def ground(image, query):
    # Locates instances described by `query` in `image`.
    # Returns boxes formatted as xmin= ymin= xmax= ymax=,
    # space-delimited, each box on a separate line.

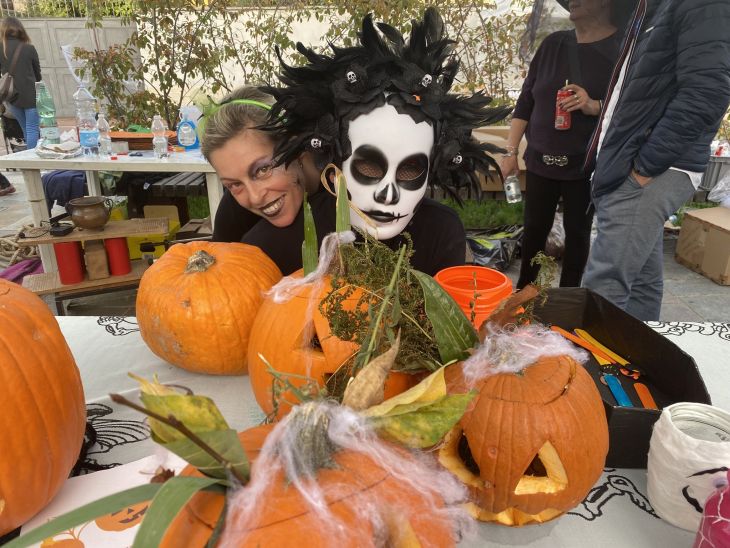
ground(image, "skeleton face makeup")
xmin=342 ymin=104 xmax=434 ymax=240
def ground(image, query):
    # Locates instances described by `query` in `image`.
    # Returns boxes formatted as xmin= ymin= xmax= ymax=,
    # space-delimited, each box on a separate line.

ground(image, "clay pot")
xmin=66 ymin=196 xmax=113 ymax=230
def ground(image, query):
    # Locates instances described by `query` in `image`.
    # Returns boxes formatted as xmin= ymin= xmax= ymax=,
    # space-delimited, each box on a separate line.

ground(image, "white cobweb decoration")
xmin=219 ymin=401 xmax=474 ymax=547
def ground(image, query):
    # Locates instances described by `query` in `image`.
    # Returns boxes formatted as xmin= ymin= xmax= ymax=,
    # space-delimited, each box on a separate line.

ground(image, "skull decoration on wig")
xmin=263 ymin=8 xmax=512 ymax=240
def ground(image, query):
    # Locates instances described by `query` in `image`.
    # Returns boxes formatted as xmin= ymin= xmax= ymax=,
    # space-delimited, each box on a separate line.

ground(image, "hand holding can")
xmin=555 ymin=85 xmax=574 ymax=130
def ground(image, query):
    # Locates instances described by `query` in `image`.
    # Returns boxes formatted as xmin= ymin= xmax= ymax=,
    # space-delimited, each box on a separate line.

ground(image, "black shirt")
xmin=513 ymin=30 xmax=620 ymax=180
xmin=211 ymin=189 xmax=260 ymax=243
xmin=0 ymin=38 xmax=42 ymax=109
xmin=243 ymin=191 xmax=466 ymax=276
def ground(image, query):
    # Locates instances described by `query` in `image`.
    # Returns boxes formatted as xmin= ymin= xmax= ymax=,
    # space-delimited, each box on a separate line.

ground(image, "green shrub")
xmin=441 ymin=198 xmax=524 ymax=230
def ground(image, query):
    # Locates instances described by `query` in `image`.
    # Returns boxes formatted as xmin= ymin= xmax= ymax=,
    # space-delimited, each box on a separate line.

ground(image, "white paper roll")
xmin=647 ymin=402 xmax=730 ymax=531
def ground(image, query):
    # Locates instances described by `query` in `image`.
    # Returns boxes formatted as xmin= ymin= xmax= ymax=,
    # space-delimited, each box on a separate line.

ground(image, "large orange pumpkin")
xmin=162 ymin=424 xmax=456 ymax=547
xmin=247 ymin=273 xmax=416 ymax=419
xmin=439 ymin=355 xmax=608 ymax=526
xmin=0 ymin=279 xmax=86 ymax=535
xmin=136 ymin=242 xmax=282 ymax=375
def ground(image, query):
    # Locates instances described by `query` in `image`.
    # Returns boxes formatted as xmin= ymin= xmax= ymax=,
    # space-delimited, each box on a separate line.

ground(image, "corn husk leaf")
xmin=132 ymin=477 xmax=223 ymax=548
xmin=162 ymin=429 xmax=249 ymax=481
xmin=342 ymin=333 xmax=400 ymax=411
xmin=412 ymin=270 xmax=478 ymax=363
xmin=302 ymin=194 xmax=318 ymax=276
xmin=335 ymin=168 xmax=351 ymax=233
xmin=368 ymin=393 xmax=476 ymax=448
xmin=4 ymin=484 xmax=163 ymax=548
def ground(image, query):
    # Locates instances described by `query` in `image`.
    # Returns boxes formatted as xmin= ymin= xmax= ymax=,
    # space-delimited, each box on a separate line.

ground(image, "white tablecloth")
xmin=59 ymin=316 xmax=730 ymax=548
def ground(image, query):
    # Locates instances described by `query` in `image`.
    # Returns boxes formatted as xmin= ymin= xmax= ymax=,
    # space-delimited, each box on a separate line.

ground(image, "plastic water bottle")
xmin=35 ymin=81 xmax=60 ymax=146
xmin=504 ymin=174 xmax=523 ymax=204
xmin=176 ymin=112 xmax=198 ymax=150
xmin=151 ymin=114 xmax=168 ymax=159
xmin=73 ymin=85 xmax=98 ymax=156
xmin=97 ymin=113 xmax=112 ymax=158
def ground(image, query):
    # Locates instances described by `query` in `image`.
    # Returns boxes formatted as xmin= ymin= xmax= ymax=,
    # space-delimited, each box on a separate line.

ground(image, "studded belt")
xmin=542 ymin=154 xmax=569 ymax=167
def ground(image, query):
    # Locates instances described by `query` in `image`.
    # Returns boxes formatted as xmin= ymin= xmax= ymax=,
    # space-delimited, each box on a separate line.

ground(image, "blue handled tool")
xmin=602 ymin=374 xmax=633 ymax=407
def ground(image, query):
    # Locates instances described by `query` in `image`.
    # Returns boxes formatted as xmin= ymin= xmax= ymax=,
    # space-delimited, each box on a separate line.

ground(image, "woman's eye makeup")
xmin=250 ymin=158 xmax=275 ymax=180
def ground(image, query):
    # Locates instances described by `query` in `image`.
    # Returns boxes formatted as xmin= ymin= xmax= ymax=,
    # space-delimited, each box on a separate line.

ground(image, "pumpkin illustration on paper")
xmin=439 ymin=331 xmax=608 ymax=526
xmin=95 ymin=502 xmax=149 ymax=531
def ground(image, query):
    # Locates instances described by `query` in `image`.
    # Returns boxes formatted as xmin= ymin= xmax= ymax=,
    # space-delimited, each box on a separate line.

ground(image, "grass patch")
xmin=440 ymin=198 xmax=524 ymax=230
xmin=187 ymin=196 xmax=211 ymax=219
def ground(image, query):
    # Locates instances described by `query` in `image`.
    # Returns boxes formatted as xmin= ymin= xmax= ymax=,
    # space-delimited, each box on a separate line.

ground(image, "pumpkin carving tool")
xmin=549 ymin=326 xmax=616 ymax=364
xmin=574 ymin=329 xmax=629 ymax=366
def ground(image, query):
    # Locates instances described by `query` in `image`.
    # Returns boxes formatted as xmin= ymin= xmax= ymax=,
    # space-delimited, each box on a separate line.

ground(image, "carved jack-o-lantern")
xmin=247 ymin=273 xmax=416 ymax=419
xmin=439 ymin=355 xmax=608 ymax=526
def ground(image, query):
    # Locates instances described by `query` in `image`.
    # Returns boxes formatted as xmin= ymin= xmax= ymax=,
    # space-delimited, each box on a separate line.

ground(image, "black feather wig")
xmin=261 ymin=7 xmax=512 ymax=195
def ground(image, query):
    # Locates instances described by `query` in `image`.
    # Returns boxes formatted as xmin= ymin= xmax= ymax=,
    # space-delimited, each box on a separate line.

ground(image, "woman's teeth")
xmin=261 ymin=196 xmax=284 ymax=217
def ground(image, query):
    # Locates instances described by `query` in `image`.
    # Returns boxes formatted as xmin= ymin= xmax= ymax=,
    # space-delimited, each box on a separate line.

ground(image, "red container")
xmin=104 ymin=237 xmax=132 ymax=276
xmin=555 ymin=89 xmax=573 ymax=130
xmin=53 ymin=242 xmax=85 ymax=285
xmin=434 ymin=266 xmax=513 ymax=329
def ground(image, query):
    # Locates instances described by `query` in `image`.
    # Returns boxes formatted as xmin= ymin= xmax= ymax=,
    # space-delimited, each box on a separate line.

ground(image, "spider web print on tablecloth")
xmin=648 ymin=321 xmax=730 ymax=341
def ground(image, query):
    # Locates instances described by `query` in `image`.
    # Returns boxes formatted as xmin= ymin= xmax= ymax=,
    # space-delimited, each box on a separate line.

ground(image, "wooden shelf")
xmin=17 ymin=218 xmax=169 ymax=246
xmin=22 ymin=260 xmax=148 ymax=296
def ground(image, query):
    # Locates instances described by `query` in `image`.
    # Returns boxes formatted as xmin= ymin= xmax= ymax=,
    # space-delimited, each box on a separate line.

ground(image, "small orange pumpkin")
xmin=247 ymin=273 xmax=416 ymax=419
xmin=0 ymin=279 xmax=86 ymax=535
xmin=162 ymin=424 xmax=456 ymax=547
xmin=136 ymin=242 xmax=282 ymax=375
xmin=439 ymin=355 xmax=608 ymax=526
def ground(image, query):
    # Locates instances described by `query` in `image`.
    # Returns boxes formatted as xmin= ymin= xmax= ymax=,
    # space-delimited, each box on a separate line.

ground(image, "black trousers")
xmin=517 ymin=171 xmax=594 ymax=289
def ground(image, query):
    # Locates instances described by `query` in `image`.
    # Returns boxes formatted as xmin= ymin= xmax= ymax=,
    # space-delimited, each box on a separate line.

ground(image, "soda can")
xmin=555 ymin=89 xmax=573 ymax=130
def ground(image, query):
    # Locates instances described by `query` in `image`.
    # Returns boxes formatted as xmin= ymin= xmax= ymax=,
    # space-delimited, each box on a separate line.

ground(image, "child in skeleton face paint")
xmin=241 ymin=8 xmax=511 ymax=276
xmin=201 ymin=86 xmax=321 ymax=243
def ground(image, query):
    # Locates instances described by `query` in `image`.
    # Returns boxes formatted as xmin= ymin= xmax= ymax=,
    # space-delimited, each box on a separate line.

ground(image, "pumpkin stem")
xmin=185 ymin=250 xmax=216 ymax=273
xmin=279 ymin=402 xmax=338 ymax=480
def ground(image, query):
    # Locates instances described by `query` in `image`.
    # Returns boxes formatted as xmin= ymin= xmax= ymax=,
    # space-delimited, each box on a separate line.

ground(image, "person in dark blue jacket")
xmin=582 ymin=0 xmax=730 ymax=321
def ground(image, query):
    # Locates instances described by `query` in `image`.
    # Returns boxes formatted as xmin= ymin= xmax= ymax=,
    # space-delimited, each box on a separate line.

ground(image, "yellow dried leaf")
xmin=364 ymin=365 xmax=447 ymax=418
xmin=128 ymin=372 xmax=177 ymax=396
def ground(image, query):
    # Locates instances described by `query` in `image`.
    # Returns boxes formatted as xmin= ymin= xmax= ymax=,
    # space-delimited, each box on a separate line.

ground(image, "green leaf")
xmin=412 ymin=270 xmax=478 ymax=363
xmin=335 ymin=169 xmax=351 ymax=233
xmin=132 ymin=477 xmax=222 ymax=548
xmin=162 ymin=428 xmax=249 ymax=481
xmin=5 ymin=484 xmax=161 ymax=548
xmin=369 ymin=392 xmax=476 ymax=448
xmin=302 ymin=194 xmax=318 ymax=275
xmin=140 ymin=393 xmax=229 ymax=443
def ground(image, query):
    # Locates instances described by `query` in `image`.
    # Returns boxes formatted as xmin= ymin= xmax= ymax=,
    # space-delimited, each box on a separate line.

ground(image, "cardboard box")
xmin=675 ymin=206 xmax=730 ymax=285
xmin=83 ymin=239 xmax=110 ymax=280
xmin=534 ymin=288 xmax=711 ymax=468
xmin=127 ymin=205 xmax=181 ymax=260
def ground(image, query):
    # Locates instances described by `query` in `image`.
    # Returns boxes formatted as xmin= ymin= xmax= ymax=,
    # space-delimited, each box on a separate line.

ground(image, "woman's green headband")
xmin=198 ymin=98 xmax=273 ymax=140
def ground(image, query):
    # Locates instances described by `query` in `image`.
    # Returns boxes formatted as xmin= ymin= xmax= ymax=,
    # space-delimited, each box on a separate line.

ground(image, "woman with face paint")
xmin=240 ymin=8 xmax=511 ymax=277
xmin=201 ymin=86 xmax=321 ymax=243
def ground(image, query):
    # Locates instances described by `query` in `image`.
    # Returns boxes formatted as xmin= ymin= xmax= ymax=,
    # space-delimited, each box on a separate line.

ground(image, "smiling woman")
xmin=200 ymin=86 xmax=321 ymax=242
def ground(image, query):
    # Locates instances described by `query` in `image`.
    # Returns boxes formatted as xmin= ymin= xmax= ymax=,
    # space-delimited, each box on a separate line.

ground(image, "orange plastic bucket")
xmin=434 ymin=266 xmax=513 ymax=328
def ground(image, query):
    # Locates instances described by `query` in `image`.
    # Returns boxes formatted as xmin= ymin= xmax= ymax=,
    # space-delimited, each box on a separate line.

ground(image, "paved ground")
xmin=1 ymin=167 xmax=727 ymax=321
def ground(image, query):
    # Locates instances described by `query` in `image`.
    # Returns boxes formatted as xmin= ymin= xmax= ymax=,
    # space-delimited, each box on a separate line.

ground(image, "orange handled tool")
xmin=550 ymin=326 xmax=617 ymax=364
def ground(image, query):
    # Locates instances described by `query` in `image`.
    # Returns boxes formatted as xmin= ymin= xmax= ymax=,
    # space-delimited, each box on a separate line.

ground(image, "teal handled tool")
xmin=602 ymin=374 xmax=634 ymax=407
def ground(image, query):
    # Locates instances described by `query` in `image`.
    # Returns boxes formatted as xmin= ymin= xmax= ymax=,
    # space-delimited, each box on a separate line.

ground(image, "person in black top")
xmin=248 ymin=8 xmax=510 ymax=277
xmin=0 ymin=17 xmax=41 ymax=152
xmin=499 ymin=0 xmax=629 ymax=289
